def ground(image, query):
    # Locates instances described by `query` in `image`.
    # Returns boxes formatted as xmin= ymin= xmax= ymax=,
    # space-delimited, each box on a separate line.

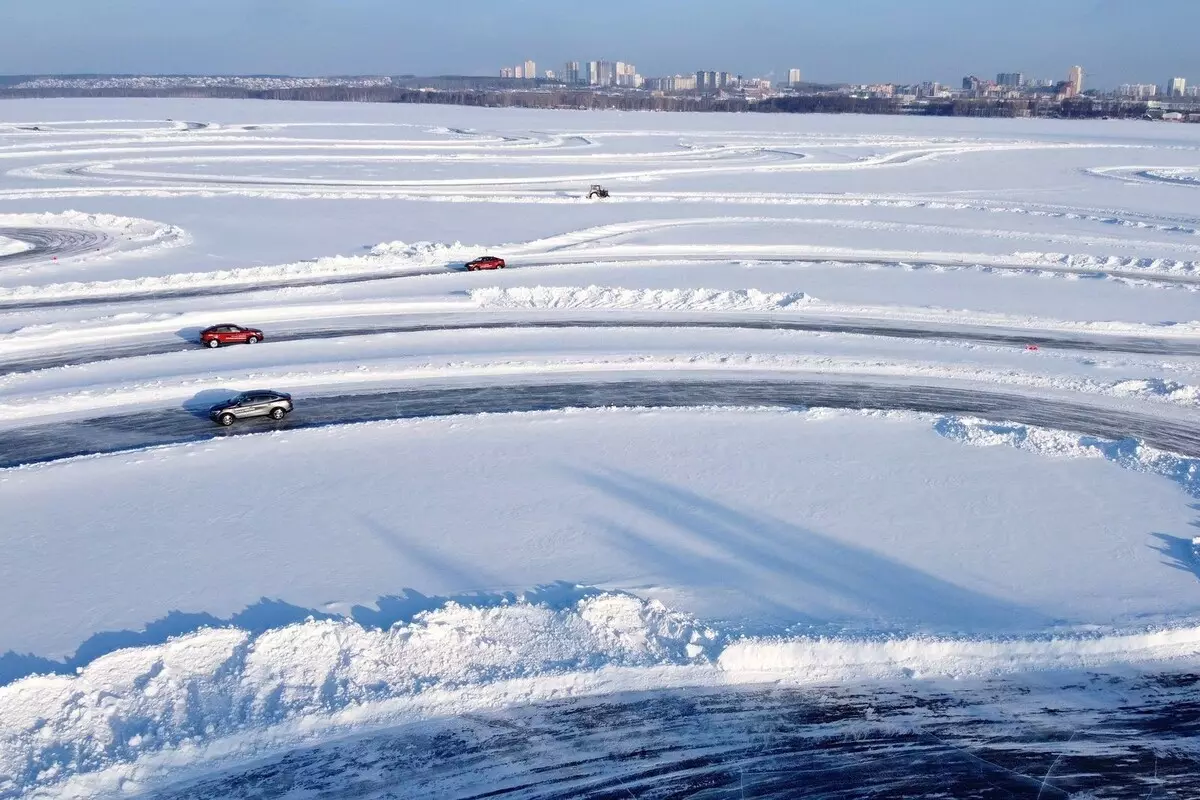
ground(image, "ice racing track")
xmin=0 ymin=225 xmax=108 ymax=266
xmin=147 ymin=680 xmax=1200 ymax=800
xmin=6 ymin=316 xmax=1200 ymax=376
xmin=8 ymin=107 xmax=1200 ymax=799
xmin=5 ymin=376 xmax=1200 ymax=469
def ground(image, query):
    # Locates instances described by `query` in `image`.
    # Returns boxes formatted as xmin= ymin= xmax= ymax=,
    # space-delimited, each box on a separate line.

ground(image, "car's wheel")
xmin=247 ymin=336 xmax=259 ymax=344
xmin=269 ymin=407 xmax=286 ymax=420
xmin=218 ymin=412 xmax=235 ymax=426
xmin=206 ymin=339 xmax=220 ymax=348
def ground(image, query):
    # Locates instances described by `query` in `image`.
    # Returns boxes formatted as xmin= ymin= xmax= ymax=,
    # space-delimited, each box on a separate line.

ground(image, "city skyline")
xmin=496 ymin=57 xmax=1192 ymax=99
xmin=1 ymin=0 xmax=1197 ymax=87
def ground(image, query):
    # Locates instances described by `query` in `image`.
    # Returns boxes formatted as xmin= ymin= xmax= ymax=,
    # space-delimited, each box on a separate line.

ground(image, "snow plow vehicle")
xmin=587 ymin=184 xmax=610 ymax=199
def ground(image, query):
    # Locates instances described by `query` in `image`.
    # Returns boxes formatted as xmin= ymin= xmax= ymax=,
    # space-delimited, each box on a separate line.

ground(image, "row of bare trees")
xmin=0 ymin=86 xmax=1152 ymax=119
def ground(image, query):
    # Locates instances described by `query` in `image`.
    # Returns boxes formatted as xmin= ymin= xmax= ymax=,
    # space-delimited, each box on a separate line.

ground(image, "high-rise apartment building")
xmin=997 ymin=72 xmax=1024 ymax=87
xmin=523 ymin=61 xmax=537 ymax=80
xmin=563 ymin=62 xmax=581 ymax=85
xmin=1168 ymin=77 xmax=1187 ymax=96
xmin=1067 ymin=65 xmax=1084 ymax=95
xmin=1119 ymin=83 xmax=1159 ymax=99
xmin=788 ymin=68 xmax=802 ymax=86
xmin=614 ymin=62 xmax=639 ymax=87
xmin=694 ymin=71 xmax=733 ymax=93
xmin=587 ymin=61 xmax=618 ymax=86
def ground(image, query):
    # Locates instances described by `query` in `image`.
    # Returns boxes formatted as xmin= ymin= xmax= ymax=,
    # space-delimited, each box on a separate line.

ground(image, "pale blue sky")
xmin=0 ymin=0 xmax=1194 ymax=87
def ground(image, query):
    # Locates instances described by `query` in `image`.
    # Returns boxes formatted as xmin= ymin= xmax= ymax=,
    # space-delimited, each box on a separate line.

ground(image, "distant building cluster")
xmin=492 ymin=57 xmax=1200 ymax=112
xmin=499 ymin=60 xmax=539 ymax=80
xmin=952 ymin=66 xmax=1197 ymax=103
xmin=499 ymin=58 xmax=787 ymax=100
xmin=1116 ymin=80 xmax=1196 ymax=99
xmin=503 ymin=59 xmax=641 ymax=86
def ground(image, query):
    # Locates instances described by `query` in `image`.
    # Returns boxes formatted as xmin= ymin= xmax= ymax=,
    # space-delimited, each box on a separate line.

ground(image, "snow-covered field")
xmin=2 ymin=99 xmax=1200 ymax=798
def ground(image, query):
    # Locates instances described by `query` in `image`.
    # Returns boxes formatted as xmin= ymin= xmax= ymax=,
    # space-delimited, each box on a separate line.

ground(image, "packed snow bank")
xmin=4 ymin=590 xmax=1199 ymax=799
xmin=0 ymin=594 xmax=714 ymax=799
xmin=471 ymin=285 xmax=815 ymax=312
xmin=1014 ymin=251 xmax=1200 ymax=278
xmin=935 ymin=414 xmax=1200 ymax=497
xmin=469 ymin=285 xmax=1200 ymax=338
xmin=0 ymin=237 xmax=30 ymax=258
xmin=0 ymin=239 xmax=475 ymax=302
xmin=0 ymin=210 xmax=188 ymax=260
xmin=719 ymin=625 xmax=1200 ymax=681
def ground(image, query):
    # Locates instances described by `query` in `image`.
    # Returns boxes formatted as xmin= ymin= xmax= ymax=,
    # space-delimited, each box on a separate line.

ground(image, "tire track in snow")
xmin=0 ymin=226 xmax=110 ymax=267
xmin=4 ymin=377 xmax=1200 ymax=468
xmin=4 ymin=249 xmax=1200 ymax=311
xmin=3 ymin=315 xmax=1199 ymax=376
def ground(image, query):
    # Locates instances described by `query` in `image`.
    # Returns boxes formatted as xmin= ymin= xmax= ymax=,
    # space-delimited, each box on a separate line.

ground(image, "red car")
xmin=466 ymin=256 xmax=506 ymax=271
xmin=200 ymin=324 xmax=264 ymax=348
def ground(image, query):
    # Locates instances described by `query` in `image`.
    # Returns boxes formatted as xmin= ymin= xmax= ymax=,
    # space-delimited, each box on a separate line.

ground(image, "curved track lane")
xmin=2 ymin=251 xmax=1198 ymax=311
xmin=0 ymin=226 xmax=109 ymax=266
xmin=3 ymin=377 xmax=1199 ymax=469
xmin=3 ymin=315 xmax=1199 ymax=376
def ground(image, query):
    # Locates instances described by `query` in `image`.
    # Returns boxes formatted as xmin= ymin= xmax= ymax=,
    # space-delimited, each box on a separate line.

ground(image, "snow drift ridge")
xmin=471 ymin=285 xmax=814 ymax=312
xmin=4 ymin=590 xmax=1200 ymax=798
xmin=0 ymin=595 xmax=711 ymax=799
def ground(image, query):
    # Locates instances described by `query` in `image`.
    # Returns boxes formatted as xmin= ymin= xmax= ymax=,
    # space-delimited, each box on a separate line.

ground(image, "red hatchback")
xmin=200 ymin=324 xmax=264 ymax=348
xmin=466 ymin=256 xmax=506 ymax=271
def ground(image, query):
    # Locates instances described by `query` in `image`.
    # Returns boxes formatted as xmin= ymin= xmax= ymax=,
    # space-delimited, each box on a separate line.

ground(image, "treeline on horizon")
xmin=0 ymin=86 xmax=1154 ymax=119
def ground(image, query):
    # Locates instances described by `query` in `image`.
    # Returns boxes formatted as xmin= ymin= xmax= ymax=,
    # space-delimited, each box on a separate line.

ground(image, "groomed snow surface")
xmin=2 ymin=100 xmax=1200 ymax=797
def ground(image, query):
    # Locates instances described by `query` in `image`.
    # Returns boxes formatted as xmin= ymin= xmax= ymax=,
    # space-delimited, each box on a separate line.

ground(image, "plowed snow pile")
xmin=0 ymin=210 xmax=188 ymax=252
xmin=0 ymin=595 xmax=715 ymax=798
xmin=0 ymin=237 xmax=30 ymax=258
xmin=4 ymin=592 xmax=1199 ymax=799
xmin=471 ymin=285 xmax=814 ymax=311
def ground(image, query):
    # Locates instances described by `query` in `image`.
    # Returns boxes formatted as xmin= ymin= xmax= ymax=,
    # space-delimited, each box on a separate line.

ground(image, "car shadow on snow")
xmin=0 ymin=580 xmax=612 ymax=687
xmin=181 ymin=388 xmax=242 ymax=419
xmin=175 ymin=326 xmax=204 ymax=344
